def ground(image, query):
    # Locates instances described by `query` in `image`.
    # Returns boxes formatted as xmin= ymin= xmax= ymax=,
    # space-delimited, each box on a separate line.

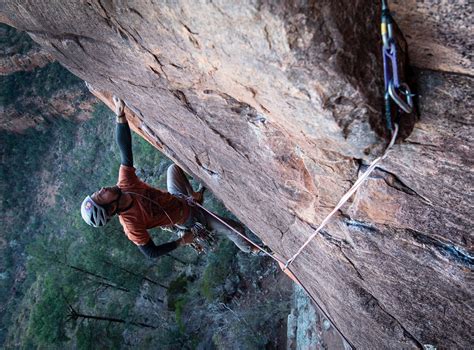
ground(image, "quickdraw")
xmin=381 ymin=0 xmax=414 ymax=131
xmin=177 ymin=222 xmax=218 ymax=254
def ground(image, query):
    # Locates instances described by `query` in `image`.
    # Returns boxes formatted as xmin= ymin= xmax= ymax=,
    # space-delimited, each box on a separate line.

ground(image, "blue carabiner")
xmin=381 ymin=0 xmax=414 ymax=130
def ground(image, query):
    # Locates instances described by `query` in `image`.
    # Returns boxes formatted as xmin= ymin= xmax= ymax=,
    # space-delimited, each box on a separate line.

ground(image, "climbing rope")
xmin=191 ymin=124 xmax=398 ymax=270
xmin=193 ymin=202 xmax=286 ymax=264
xmin=285 ymin=124 xmax=399 ymax=268
xmin=192 ymin=203 xmax=357 ymax=347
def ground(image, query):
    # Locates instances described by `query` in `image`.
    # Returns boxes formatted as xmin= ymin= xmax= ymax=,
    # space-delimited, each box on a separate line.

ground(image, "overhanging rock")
xmin=1 ymin=1 xmax=472 ymax=348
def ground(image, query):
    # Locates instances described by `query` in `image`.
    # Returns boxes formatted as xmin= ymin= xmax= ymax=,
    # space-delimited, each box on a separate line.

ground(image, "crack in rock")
xmin=359 ymin=161 xmax=433 ymax=206
xmin=407 ymin=228 xmax=473 ymax=268
xmin=194 ymin=153 xmax=220 ymax=179
xmin=354 ymin=286 xmax=424 ymax=349
xmin=339 ymin=247 xmax=365 ymax=281
xmin=172 ymin=90 xmax=197 ymax=114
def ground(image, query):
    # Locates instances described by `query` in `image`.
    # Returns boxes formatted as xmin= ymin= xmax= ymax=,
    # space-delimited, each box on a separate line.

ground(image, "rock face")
xmin=0 ymin=1 xmax=471 ymax=348
xmin=390 ymin=0 xmax=473 ymax=75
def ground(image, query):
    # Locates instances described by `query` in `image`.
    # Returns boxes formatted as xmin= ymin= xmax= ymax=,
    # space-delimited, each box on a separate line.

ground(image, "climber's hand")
xmin=85 ymin=81 xmax=96 ymax=93
xmin=113 ymin=95 xmax=125 ymax=117
xmin=179 ymin=230 xmax=194 ymax=246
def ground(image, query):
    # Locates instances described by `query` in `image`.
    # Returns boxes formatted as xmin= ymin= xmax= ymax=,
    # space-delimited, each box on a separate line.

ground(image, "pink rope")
xmin=193 ymin=202 xmax=286 ymax=265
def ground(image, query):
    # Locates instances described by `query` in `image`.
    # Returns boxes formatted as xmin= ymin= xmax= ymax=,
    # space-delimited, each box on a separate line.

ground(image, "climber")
xmin=80 ymin=95 xmax=258 ymax=259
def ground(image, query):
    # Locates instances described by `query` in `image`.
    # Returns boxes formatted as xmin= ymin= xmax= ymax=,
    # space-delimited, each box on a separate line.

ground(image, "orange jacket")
xmin=117 ymin=165 xmax=190 ymax=245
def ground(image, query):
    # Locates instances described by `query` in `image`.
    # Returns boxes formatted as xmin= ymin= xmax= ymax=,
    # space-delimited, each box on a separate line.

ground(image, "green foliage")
xmin=76 ymin=321 xmax=122 ymax=350
xmin=26 ymin=274 xmax=72 ymax=346
xmin=200 ymin=240 xmax=238 ymax=301
xmin=167 ymin=275 xmax=191 ymax=333
xmin=167 ymin=274 xmax=188 ymax=311
xmin=1 ymin=101 xmax=121 ymax=347
xmin=0 ymin=23 xmax=34 ymax=55
xmin=0 ymin=126 xmax=54 ymax=215
xmin=0 ymin=62 xmax=82 ymax=106
xmin=133 ymin=134 xmax=172 ymax=186
xmin=174 ymin=297 xmax=187 ymax=333
xmin=154 ymin=255 xmax=175 ymax=280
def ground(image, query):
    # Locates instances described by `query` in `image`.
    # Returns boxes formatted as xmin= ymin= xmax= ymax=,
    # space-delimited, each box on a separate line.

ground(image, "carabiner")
xmin=388 ymin=81 xmax=414 ymax=114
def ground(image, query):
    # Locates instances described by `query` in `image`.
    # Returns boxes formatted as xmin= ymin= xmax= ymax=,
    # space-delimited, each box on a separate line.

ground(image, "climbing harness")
xmin=127 ymin=182 xmax=357 ymax=344
xmin=193 ymin=202 xmax=283 ymax=262
xmin=127 ymin=177 xmax=362 ymax=347
xmin=381 ymin=0 xmax=414 ymax=130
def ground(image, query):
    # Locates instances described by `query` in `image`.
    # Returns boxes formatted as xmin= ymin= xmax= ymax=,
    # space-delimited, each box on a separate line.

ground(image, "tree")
xmin=26 ymin=274 xmax=72 ymax=346
xmin=67 ymin=304 xmax=157 ymax=329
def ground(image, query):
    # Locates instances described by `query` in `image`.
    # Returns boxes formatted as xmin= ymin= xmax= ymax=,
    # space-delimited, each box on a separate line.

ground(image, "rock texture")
xmin=0 ymin=1 xmax=472 ymax=348
xmin=390 ymin=0 xmax=473 ymax=75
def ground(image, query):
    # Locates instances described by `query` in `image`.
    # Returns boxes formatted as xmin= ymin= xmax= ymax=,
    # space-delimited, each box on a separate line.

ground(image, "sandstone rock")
xmin=0 ymin=24 xmax=93 ymax=132
xmin=390 ymin=0 xmax=473 ymax=75
xmin=0 ymin=1 xmax=471 ymax=348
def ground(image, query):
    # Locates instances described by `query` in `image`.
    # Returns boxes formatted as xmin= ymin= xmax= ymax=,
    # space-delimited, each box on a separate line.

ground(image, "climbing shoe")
xmin=192 ymin=186 xmax=206 ymax=205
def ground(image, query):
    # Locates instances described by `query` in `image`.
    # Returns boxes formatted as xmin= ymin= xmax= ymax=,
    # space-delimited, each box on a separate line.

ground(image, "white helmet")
xmin=81 ymin=196 xmax=111 ymax=227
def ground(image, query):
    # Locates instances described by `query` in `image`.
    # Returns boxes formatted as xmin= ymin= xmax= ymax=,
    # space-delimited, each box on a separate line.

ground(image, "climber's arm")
xmin=114 ymin=96 xmax=133 ymax=167
xmin=138 ymin=231 xmax=194 ymax=259
xmin=138 ymin=239 xmax=181 ymax=259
